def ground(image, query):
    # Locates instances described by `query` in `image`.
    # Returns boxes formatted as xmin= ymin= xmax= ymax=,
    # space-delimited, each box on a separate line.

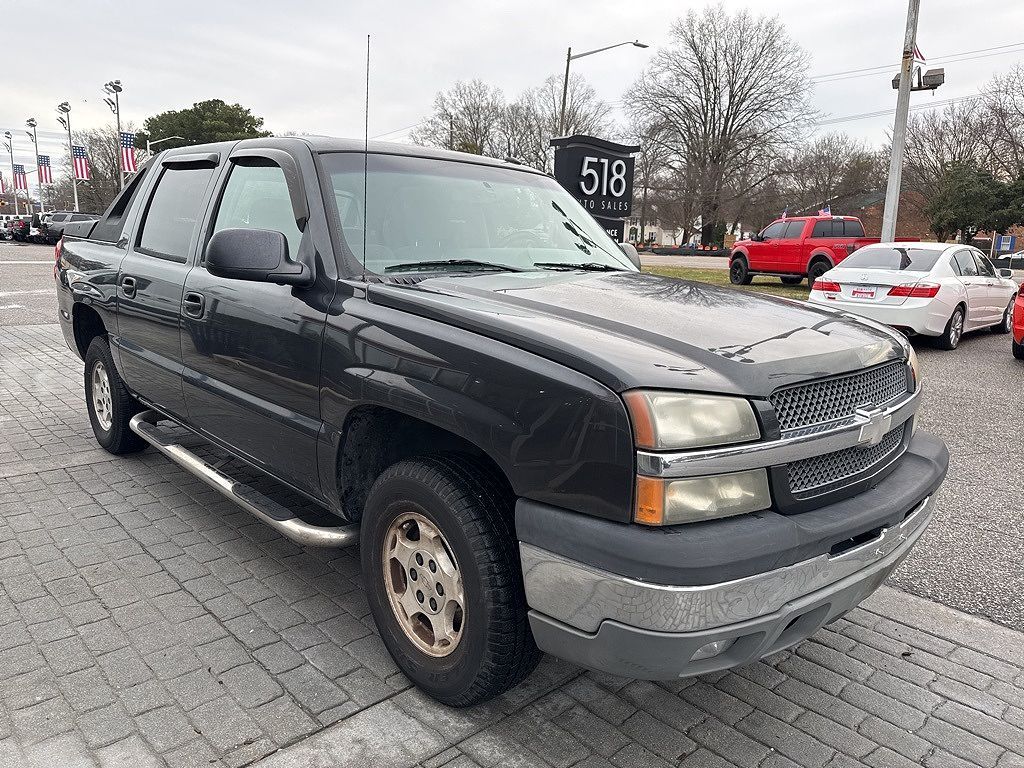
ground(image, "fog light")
xmin=690 ymin=638 xmax=736 ymax=662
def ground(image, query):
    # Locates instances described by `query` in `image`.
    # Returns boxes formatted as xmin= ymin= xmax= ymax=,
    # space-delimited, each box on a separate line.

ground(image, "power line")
xmin=814 ymin=94 xmax=980 ymax=126
xmin=811 ymin=41 xmax=1024 ymax=82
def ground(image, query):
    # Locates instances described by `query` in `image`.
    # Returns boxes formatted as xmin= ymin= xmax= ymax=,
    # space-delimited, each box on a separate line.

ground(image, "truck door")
xmin=754 ymin=220 xmax=787 ymax=271
xmin=776 ymin=220 xmax=807 ymax=272
xmin=179 ymin=145 xmax=335 ymax=496
xmin=115 ymin=154 xmax=221 ymax=420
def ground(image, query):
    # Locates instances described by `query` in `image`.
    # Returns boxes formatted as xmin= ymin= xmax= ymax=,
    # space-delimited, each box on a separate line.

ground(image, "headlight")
xmin=623 ymin=391 xmax=761 ymax=450
xmin=635 ymin=470 xmax=771 ymax=525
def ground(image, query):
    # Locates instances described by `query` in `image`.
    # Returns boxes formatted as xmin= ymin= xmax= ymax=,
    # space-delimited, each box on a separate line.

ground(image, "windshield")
xmin=840 ymin=246 xmax=942 ymax=272
xmin=321 ymin=153 xmax=635 ymax=275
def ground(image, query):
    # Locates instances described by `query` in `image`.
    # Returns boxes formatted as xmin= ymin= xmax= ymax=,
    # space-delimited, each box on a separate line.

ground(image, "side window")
xmin=210 ymin=162 xmax=302 ymax=257
xmin=92 ymin=167 xmax=149 ymax=243
xmin=70 ymin=214 xmax=91 ymax=222
xmin=782 ymin=221 xmax=804 ymax=239
xmin=51 ymin=213 xmax=69 ymax=223
xmin=949 ymin=256 xmax=962 ymax=276
xmin=138 ymin=166 xmax=215 ymax=261
xmin=954 ymin=251 xmax=978 ymax=277
xmin=761 ymin=221 xmax=787 ymax=239
xmin=811 ymin=220 xmax=833 ymax=238
xmin=842 ymin=220 xmax=865 ymax=237
xmin=974 ymin=253 xmax=996 ymax=277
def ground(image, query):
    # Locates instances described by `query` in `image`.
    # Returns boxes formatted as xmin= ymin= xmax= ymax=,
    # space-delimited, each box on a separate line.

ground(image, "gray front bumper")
xmin=522 ymin=495 xmax=933 ymax=679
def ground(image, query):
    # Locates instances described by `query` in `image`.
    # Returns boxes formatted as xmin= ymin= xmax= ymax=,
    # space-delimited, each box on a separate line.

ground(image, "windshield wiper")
xmin=533 ymin=262 xmax=626 ymax=272
xmin=384 ymin=259 xmax=525 ymax=273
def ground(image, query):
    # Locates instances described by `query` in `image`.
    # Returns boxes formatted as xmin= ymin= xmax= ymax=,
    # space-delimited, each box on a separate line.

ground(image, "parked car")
xmin=56 ymin=137 xmax=949 ymax=706
xmin=1013 ymin=283 xmax=1024 ymax=359
xmin=7 ymin=216 xmax=32 ymax=241
xmin=42 ymin=210 xmax=100 ymax=244
xmin=730 ymin=215 xmax=908 ymax=285
xmin=808 ymin=242 xmax=1018 ymax=350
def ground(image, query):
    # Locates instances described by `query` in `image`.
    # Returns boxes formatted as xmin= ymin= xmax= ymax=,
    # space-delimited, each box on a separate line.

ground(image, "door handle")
xmin=120 ymin=275 xmax=137 ymax=298
xmin=183 ymin=291 xmax=206 ymax=318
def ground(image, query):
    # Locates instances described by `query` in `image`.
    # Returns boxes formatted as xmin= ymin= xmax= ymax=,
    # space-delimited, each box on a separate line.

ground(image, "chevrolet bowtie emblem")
xmin=855 ymin=406 xmax=892 ymax=447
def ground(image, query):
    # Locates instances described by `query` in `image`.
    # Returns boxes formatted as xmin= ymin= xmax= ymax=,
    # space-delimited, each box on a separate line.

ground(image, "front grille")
xmin=770 ymin=361 xmax=909 ymax=433
xmin=787 ymin=424 xmax=906 ymax=496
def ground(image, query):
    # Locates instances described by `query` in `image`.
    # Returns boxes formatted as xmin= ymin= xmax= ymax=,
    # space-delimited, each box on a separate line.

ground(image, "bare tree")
xmin=789 ymin=133 xmax=884 ymax=210
xmin=902 ymin=101 xmax=989 ymax=199
xmin=624 ymin=4 xmax=815 ymax=245
xmin=412 ymin=74 xmax=610 ymax=171
xmin=410 ymin=79 xmax=506 ymax=155
xmin=47 ymin=124 xmax=137 ymax=213
xmin=982 ymin=64 xmax=1024 ymax=180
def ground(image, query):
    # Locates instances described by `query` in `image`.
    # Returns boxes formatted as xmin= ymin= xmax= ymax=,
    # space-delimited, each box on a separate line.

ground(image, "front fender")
xmin=320 ymin=290 xmax=636 ymax=523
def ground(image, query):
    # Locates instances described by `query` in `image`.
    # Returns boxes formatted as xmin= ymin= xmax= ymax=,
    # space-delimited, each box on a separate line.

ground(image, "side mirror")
xmin=753 ymin=233 xmax=764 ymax=242
xmin=206 ymin=228 xmax=313 ymax=286
xmin=999 ymin=268 xmax=1013 ymax=279
xmin=619 ymin=242 xmax=642 ymax=269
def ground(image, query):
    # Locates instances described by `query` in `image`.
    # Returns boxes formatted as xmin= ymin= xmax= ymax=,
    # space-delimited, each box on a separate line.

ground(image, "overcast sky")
xmin=3 ymin=0 xmax=1023 ymax=175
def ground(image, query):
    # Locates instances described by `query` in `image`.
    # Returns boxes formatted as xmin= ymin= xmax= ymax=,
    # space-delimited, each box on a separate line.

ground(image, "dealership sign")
xmin=551 ymin=135 xmax=639 ymax=242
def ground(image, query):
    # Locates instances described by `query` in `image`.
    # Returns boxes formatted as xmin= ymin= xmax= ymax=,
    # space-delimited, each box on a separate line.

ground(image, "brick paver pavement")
xmin=2 ymin=323 xmax=1023 ymax=768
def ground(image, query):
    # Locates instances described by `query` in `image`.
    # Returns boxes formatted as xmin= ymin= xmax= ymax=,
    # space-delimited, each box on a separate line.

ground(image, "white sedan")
xmin=808 ymin=242 xmax=1018 ymax=350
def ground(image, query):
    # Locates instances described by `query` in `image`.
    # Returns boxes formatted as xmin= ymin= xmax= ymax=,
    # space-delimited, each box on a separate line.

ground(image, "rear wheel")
xmin=808 ymin=261 xmax=831 ymax=283
xmin=781 ymin=276 xmax=804 ymax=286
xmin=84 ymin=337 xmax=145 ymax=454
xmin=361 ymin=455 xmax=540 ymax=707
xmin=730 ymin=257 xmax=752 ymax=285
xmin=991 ymin=300 xmax=1014 ymax=333
xmin=935 ymin=306 xmax=965 ymax=351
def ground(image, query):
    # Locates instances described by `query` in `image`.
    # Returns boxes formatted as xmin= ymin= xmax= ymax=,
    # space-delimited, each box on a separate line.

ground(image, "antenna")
xmin=362 ymin=34 xmax=370 ymax=281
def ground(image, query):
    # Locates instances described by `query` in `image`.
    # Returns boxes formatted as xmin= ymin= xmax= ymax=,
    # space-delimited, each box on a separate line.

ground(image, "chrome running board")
xmin=129 ymin=410 xmax=358 ymax=548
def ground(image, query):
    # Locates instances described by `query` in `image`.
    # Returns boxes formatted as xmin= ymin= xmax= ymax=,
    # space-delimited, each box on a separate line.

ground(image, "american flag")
xmin=13 ymin=164 xmax=27 ymax=190
xmin=37 ymin=155 xmax=52 ymax=185
xmin=120 ymin=132 xmax=137 ymax=173
xmin=72 ymin=145 xmax=91 ymax=180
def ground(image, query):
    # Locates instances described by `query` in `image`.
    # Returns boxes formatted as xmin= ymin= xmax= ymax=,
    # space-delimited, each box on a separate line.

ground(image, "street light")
xmin=57 ymin=101 xmax=79 ymax=212
xmin=3 ymin=131 xmax=18 ymax=215
xmin=25 ymin=117 xmax=44 ymax=213
xmin=103 ymin=79 xmax=124 ymax=190
xmin=558 ymin=40 xmax=649 ymax=137
xmin=146 ymin=135 xmax=186 ymax=154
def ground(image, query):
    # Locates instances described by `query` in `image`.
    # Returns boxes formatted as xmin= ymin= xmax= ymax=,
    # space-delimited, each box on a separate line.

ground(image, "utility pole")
xmin=57 ymin=102 xmax=79 ymax=212
xmin=880 ymin=0 xmax=921 ymax=242
xmin=3 ymin=132 xmax=18 ymax=215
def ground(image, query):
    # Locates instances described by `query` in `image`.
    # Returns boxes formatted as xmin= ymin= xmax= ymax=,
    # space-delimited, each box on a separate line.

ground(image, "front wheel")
xmin=361 ymin=455 xmax=540 ymax=707
xmin=935 ymin=306 xmax=965 ymax=351
xmin=991 ymin=301 xmax=1014 ymax=334
xmin=84 ymin=337 xmax=146 ymax=454
xmin=729 ymin=257 xmax=752 ymax=285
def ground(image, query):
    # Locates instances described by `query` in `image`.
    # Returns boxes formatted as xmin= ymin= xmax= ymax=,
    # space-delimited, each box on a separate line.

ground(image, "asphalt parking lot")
xmin=2 ymin=240 xmax=1024 ymax=767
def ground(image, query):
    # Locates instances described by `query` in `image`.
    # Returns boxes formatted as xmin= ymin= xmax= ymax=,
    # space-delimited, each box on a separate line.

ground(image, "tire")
xmin=361 ymin=455 xmax=540 ymax=707
xmin=84 ymin=337 xmax=146 ymax=454
xmin=1014 ymin=337 xmax=1024 ymax=360
xmin=935 ymin=306 xmax=965 ymax=351
xmin=991 ymin=301 xmax=1014 ymax=334
xmin=729 ymin=257 xmax=752 ymax=285
xmin=808 ymin=260 xmax=831 ymax=283
xmin=781 ymin=276 xmax=804 ymax=285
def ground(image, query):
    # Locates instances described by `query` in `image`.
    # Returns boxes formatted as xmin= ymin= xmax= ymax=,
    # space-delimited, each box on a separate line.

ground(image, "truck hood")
xmin=367 ymin=270 xmax=905 ymax=396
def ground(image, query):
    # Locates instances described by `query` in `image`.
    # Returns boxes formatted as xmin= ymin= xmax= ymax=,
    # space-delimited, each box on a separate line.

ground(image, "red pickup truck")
xmin=730 ymin=215 xmax=884 ymax=286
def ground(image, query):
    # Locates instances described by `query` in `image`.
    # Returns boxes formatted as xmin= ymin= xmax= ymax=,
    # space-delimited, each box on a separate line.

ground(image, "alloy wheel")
xmin=91 ymin=362 xmax=113 ymax=431
xmin=950 ymin=311 xmax=964 ymax=347
xmin=382 ymin=510 xmax=465 ymax=657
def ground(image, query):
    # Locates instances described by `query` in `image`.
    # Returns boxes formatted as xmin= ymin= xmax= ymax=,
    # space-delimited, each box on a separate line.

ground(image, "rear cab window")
xmin=810 ymin=221 xmax=833 ymax=238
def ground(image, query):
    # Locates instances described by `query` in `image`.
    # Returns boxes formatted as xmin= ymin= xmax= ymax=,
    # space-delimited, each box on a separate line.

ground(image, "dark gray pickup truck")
xmin=56 ymin=137 xmax=948 ymax=706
